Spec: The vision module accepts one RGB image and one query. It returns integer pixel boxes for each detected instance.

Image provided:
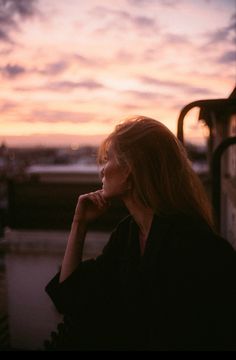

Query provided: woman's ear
[120,162,132,189]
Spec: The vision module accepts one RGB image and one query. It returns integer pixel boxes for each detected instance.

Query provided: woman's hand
[60,190,110,283]
[73,190,110,225]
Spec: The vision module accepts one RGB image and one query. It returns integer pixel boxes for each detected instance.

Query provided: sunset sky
[0,0,235,147]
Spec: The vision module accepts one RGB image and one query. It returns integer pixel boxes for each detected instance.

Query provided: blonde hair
[98,115,215,230]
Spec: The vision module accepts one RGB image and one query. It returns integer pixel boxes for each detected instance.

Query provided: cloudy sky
[0,0,235,147]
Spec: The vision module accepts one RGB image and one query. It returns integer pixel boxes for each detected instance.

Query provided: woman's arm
[59,190,110,283]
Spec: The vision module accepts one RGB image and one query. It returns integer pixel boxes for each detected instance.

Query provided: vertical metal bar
[211,137,236,232]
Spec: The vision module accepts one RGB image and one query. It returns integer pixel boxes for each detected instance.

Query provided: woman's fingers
[78,190,109,211]
[88,192,101,208]
[88,190,109,209]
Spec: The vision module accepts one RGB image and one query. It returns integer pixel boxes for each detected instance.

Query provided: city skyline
[0,0,235,147]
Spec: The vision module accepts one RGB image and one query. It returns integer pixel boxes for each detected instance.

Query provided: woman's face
[101,145,130,199]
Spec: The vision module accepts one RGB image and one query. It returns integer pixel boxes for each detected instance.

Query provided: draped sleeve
[45,217,130,315]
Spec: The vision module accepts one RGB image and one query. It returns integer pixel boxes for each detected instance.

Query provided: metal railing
[211,137,236,232]
[177,98,236,144]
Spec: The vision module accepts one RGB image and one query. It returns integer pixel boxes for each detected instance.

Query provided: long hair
[98,115,215,230]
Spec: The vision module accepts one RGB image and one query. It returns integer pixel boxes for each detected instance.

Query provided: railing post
[211,137,236,232]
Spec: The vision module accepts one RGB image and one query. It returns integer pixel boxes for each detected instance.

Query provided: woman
[45,116,236,351]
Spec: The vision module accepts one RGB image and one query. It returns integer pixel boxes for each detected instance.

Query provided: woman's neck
[123,195,154,239]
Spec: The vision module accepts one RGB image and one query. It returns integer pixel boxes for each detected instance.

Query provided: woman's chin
[101,187,108,197]
[102,189,116,201]
[102,190,111,199]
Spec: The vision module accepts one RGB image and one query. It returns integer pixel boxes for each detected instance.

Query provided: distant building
[26,163,100,184]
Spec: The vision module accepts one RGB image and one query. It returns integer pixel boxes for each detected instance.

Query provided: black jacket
[45,214,236,351]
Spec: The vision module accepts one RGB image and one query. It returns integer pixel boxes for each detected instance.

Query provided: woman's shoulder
[155,213,235,274]
[160,213,233,251]
[156,212,210,233]
[165,213,212,237]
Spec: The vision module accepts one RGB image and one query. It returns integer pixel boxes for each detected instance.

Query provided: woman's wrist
[72,215,88,228]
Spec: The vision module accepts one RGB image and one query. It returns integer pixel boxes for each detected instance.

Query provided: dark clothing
[45,214,236,351]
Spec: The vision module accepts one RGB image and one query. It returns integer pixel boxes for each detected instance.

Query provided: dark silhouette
[45,116,236,351]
